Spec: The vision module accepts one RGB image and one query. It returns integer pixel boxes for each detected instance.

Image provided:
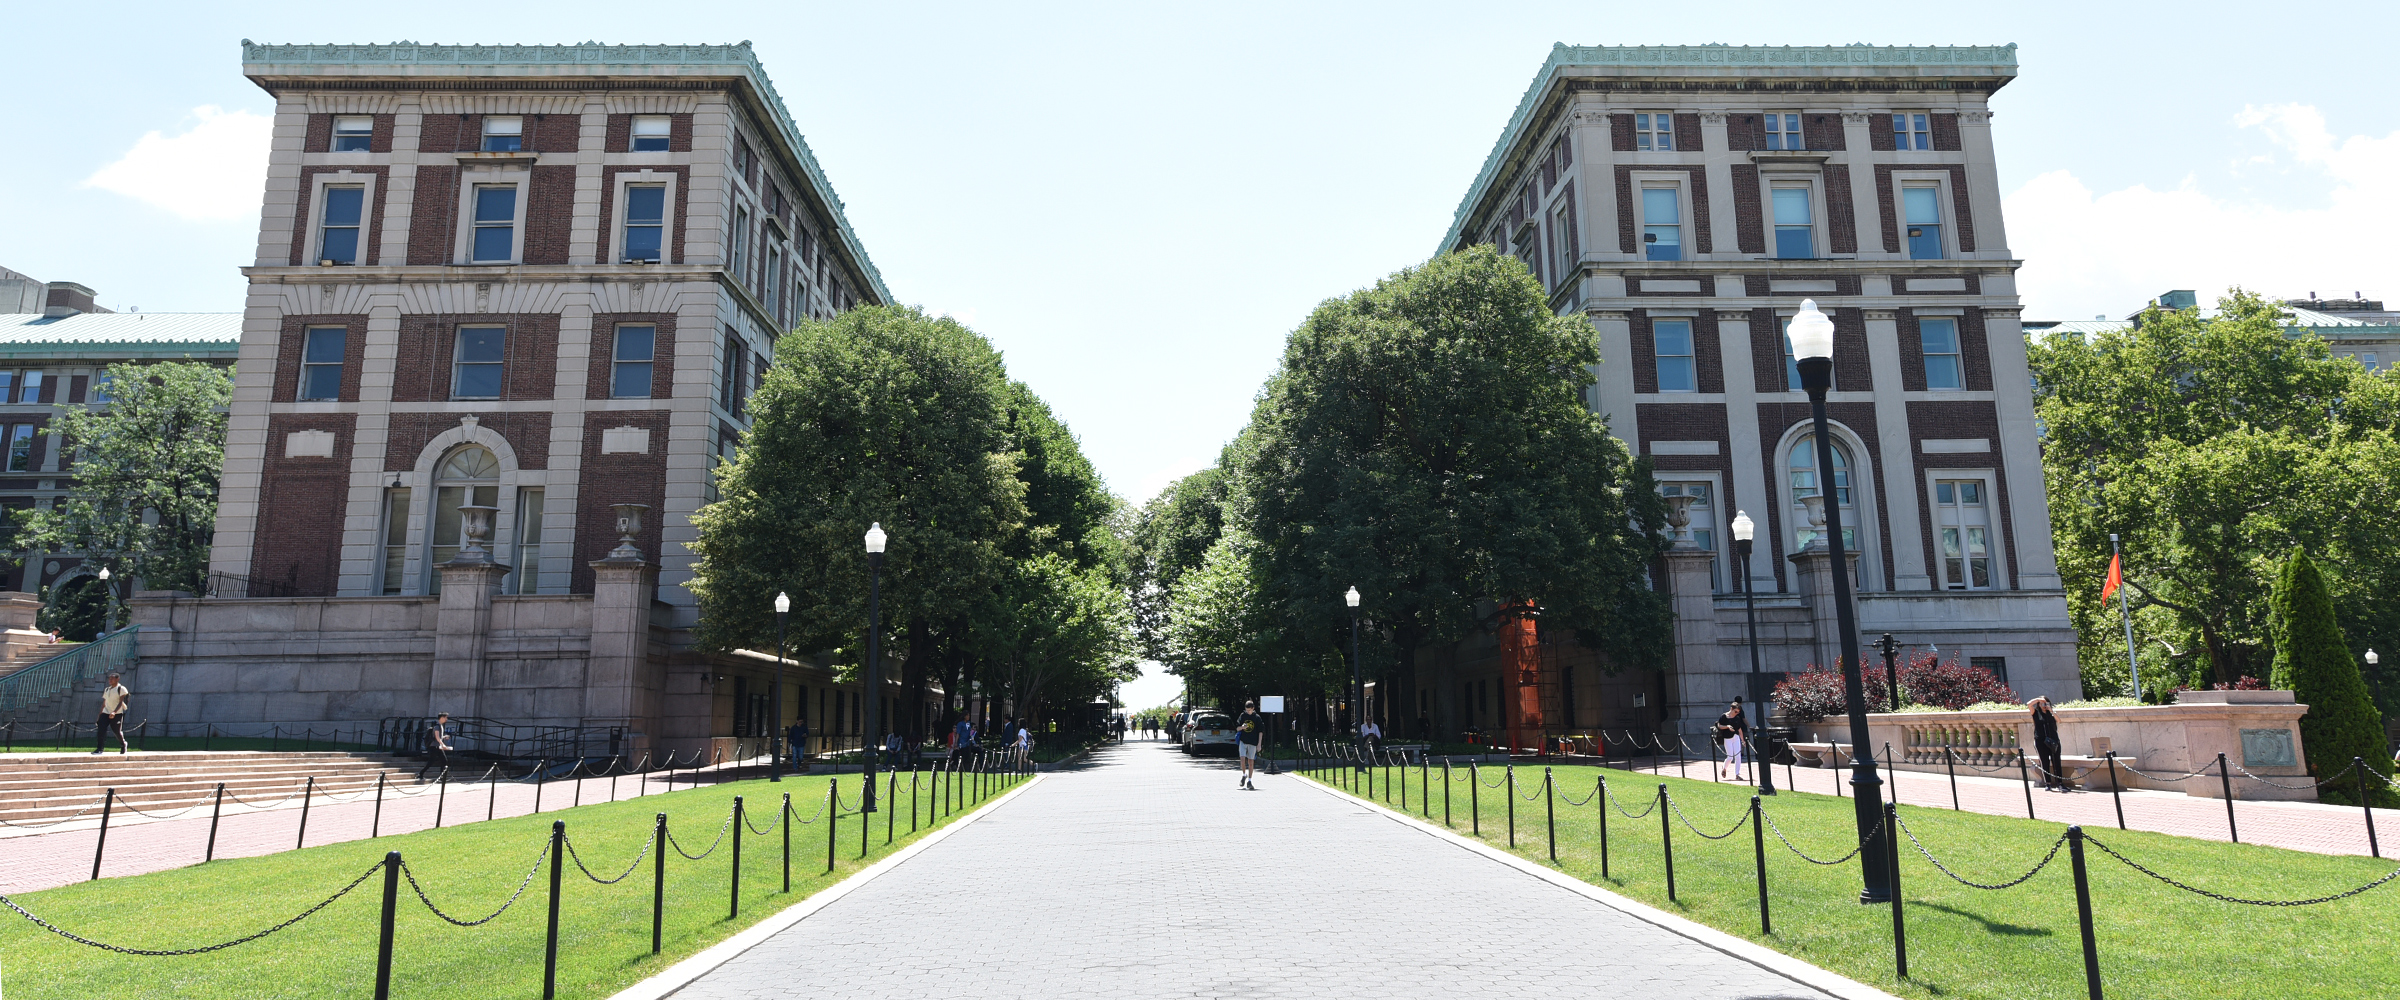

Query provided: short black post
[651,813,666,954]
[730,796,744,919]
[1544,767,1557,863]
[1882,742,1897,799]
[373,772,387,838]
[375,851,401,1000]
[1834,743,1843,797]
[1658,784,1676,902]
[297,775,316,849]
[2357,756,2380,858]
[2068,826,2103,999]
[1470,763,1480,836]
[1886,801,1907,979]
[435,768,449,829]
[2217,752,2238,843]
[1442,759,1452,827]
[1712,738,1721,783]
[2017,749,2036,819]
[91,788,116,881]
[487,767,498,821]
[1944,745,1960,811]
[2106,752,2126,830]
[1421,757,1430,817]
[911,769,920,834]
[1597,774,1611,878]
[205,782,225,862]
[533,759,547,814]
[1751,795,1769,935]
[887,769,898,845]
[826,784,838,873]
[543,820,564,999]
[1505,765,1517,848]
[1676,737,1686,779]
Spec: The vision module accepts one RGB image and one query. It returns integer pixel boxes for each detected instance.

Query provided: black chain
[2082,834,2400,906]
[113,796,210,821]
[1555,779,1600,808]
[1894,813,2064,890]
[2231,762,2343,790]
[1760,809,1879,865]
[741,803,782,836]
[222,783,306,809]
[0,798,105,828]
[667,810,734,860]
[563,834,651,885]
[401,842,550,926]
[1,862,381,955]
[1604,782,1661,819]
[1667,794,1751,840]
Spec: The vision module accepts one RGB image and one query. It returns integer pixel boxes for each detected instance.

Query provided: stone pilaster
[430,560,508,718]
[1787,545,1860,674]
[584,554,655,742]
[1662,547,1719,734]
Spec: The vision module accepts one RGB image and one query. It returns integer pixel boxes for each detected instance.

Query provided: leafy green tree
[15,361,231,600]
[1126,463,1230,662]
[2266,549,2393,804]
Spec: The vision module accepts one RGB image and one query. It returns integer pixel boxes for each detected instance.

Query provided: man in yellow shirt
[95,671,131,754]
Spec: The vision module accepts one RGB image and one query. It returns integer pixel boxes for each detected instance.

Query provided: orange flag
[2101,551,2123,605]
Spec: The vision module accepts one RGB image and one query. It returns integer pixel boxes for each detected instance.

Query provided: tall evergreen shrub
[2267,550,2394,805]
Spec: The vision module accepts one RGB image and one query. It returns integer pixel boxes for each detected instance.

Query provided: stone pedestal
[1787,545,1860,674]
[584,555,656,742]
[431,560,508,718]
[1662,547,1719,734]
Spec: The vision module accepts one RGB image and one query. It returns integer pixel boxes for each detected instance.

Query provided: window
[509,487,544,595]
[1893,113,1930,150]
[481,116,523,152]
[426,447,500,594]
[1772,186,1814,259]
[452,326,505,399]
[1659,481,1720,590]
[5,425,33,472]
[0,372,16,403]
[1653,319,1696,392]
[90,373,111,404]
[471,185,517,263]
[1641,186,1681,261]
[622,184,664,263]
[720,330,747,413]
[1933,479,1992,589]
[1919,317,1963,390]
[333,116,373,152]
[2364,353,2381,372]
[1634,112,1674,151]
[631,115,670,151]
[318,186,364,265]
[1971,657,2010,687]
[1551,203,1575,279]
[299,327,346,400]
[731,206,752,284]
[16,371,40,405]
[1903,185,1944,260]
[377,487,411,595]
[1765,112,1804,151]
[611,325,656,399]
[1789,436,1855,552]
[763,247,782,316]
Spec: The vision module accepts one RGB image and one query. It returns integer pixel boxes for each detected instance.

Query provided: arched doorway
[425,445,499,594]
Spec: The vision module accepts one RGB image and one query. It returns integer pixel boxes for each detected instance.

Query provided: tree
[15,361,232,599]
[1125,463,1230,662]
[2266,550,2392,804]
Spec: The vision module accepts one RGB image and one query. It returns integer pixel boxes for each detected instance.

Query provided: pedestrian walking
[419,712,454,777]
[787,718,809,772]
[93,671,131,754]
[1359,718,1382,756]
[2030,696,2065,789]
[1234,700,1264,789]
[1714,700,1749,781]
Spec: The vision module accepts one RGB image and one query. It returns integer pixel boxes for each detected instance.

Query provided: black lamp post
[1346,586,1364,771]
[771,591,789,782]
[862,523,886,814]
[1732,511,1773,796]
[1874,633,1903,712]
[1789,298,1890,903]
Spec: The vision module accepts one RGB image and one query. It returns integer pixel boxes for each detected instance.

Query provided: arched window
[426,446,500,593]
[1788,436,1856,553]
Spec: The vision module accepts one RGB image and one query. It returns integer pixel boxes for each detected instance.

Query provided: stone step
[0,751,461,826]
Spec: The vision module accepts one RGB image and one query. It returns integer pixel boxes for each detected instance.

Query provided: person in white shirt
[95,671,131,754]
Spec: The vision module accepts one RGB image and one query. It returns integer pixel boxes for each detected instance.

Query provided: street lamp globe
[1730,510,1755,544]
[1788,299,1836,361]
[1344,586,1361,608]
[864,522,887,554]
[2369,649,2380,666]
[98,567,111,581]
[773,591,791,614]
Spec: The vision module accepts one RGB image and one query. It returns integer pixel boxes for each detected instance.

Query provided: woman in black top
[2030,697,2065,789]
[1716,700,1751,781]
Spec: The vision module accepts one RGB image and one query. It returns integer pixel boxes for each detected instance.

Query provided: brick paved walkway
[658,739,1863,1000]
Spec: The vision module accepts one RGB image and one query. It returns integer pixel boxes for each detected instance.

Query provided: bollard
[206,782,226,862]
[1834,743,1843,798]
[373,773,387,838]
[1470,763,1480,836]
[2017,749,2036,819]
[487,767,499,822]
[887,770,898,845]
[2217,752,2238,843]
[1676,738,1686,780]
[1544,767,1557,863]
[534,759,547,814]
[1886,801,1908,979]
[91,788,116,881]
[1787,755,1796,797]
[2357,757,2380,858]
[544,820,565,999]
[1882,742,1897,799]
[651,813,667,954]
[1712,738,1721,783]
[1597,774,1611,878]
[1421,757,1430,818]
[1400,756,1408,810]
[573,762,583,809]
[2107,752,2125,830]
[826,784,838,873]
[1944,745,1960,811]
[375,851,401,1000]
[782,792,793,893]
[1751,796,1769,935]
[1443,759,1452,828]
[297,775,316,849]
[1506,765,1517,848]
[1658,784,1676,902]
[731,796,744,919]
[2067,826,2103,999]
[436,768,449,829]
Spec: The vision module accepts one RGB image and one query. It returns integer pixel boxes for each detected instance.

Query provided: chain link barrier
[1760,807,1881,866]
[401,841,551,927]
[1,861,381,956]
[667,810,734,861]
[2082,833,2400,906]
[1667,793,1751,840]
[563,833,652,885]
[0,797,106,829]
[1891,812,2066,889]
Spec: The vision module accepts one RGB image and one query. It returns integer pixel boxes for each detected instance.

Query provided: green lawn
[0,766,1024,999]
[1305,759,2400,1000]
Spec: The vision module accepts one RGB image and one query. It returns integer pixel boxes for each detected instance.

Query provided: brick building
[1424,43,2077,743]
[130,42,912,756]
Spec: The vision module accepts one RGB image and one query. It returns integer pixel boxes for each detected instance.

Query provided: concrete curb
[1296,772,1904,1000]
[607,772,1045,1000]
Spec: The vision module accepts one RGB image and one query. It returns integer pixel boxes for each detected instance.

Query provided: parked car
[1182,713,1238,756]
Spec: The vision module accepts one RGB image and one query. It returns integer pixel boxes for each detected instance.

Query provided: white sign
[1259,696,1285,713]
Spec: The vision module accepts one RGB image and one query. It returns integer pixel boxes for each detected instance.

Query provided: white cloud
[2006,104,2400,319]
[83,106,273,222]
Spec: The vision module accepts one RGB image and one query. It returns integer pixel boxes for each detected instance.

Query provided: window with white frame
[5,424,33,472]
[452,326,505,399]
[299,326,345,400]
[1933,479,1993,589]
[731,206,752,285]
[481,116,523,152]
[15,371,40,405]
[611,325,655,399]
[1659,481,1721,590]
[2363,352,2381,371]
[1634,112,1674,151]
[1893,113,1930,150]
[377,487,411,595]
[470,184,517,263]
[1764,113,1804,150]
[425,446,499,594]
[1771,185,1814,259]
[333,116,373,152]
[1641,185,1681,261]
[1551,202,1575,279]
[1919,317,1964,390]
[1789,435,1856,553]
[631,115,670,151]
[763,246,782,315]
[318,185,364,265]
[509,487,545,595]
[1903,185,1944,260]
[1653,319,1696,392]
[622,184,664,263]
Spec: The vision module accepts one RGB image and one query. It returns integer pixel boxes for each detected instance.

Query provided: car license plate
[1210,730,1222,735]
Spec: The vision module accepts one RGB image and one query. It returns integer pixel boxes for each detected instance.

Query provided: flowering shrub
[2211,675,2267,691]
[1772,651,2016,722]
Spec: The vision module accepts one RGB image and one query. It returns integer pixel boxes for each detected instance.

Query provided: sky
[5,0,2398,512]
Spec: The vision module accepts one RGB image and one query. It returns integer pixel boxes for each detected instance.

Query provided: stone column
[584,504,656,747]
[430,506,507,719]
[1789,544,1862,674]
[1663,547,1720,736]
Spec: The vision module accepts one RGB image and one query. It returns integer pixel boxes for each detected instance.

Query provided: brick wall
[1893,310,1995,393]
[570,409,670,594]
[270,314,370,403]
[1610,114,1635,152]
[407,166,460,264]
[597,166,691,264]
[530,113,581,153]
[383,411,553,473]
[1823,165,1858,255]
[1930,113,1963,152]
[391,314,560,403]
[252,413,358,597]
[523,165,577,265]
[1726,113,1767,151]
[1613,166,1711,254]
[1672,114,1703,152]
[1802,113,1846,152]
[602,113,696,153]
[1745,304,1870,393]
[1629,310,1724,394]
[1874,164,1977,253]
[288,166,391,265]
[67,375,86,405]
[302,113,395,153]
[586,313,679,400]
[1730,165,1764,254]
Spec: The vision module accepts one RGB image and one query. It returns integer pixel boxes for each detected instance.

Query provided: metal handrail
[0,627,139,718]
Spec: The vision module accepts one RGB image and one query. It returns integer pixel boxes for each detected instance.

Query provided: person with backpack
[1235,700,1265,789]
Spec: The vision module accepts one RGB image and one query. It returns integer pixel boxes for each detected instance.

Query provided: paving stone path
[660,739,1847,1000]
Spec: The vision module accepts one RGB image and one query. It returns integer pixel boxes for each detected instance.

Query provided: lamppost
[1873,633,1903,712]
[861,523,886,814]
[1346,586,1364,770]
[1788,298,1891,903]
[1732,512,1774,796]
[771,591,790,782]
[97,566,116,632]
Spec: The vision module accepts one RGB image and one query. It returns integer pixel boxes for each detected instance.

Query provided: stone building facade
[1426,44,2077,743]
[130,42,913,755]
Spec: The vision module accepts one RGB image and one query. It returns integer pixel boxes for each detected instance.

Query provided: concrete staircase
[0,635,66,681]
[0,751,441,828]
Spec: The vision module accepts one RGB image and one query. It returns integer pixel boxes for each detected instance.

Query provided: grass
[0,765,1025,999]
[1304,758,2400,1000]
